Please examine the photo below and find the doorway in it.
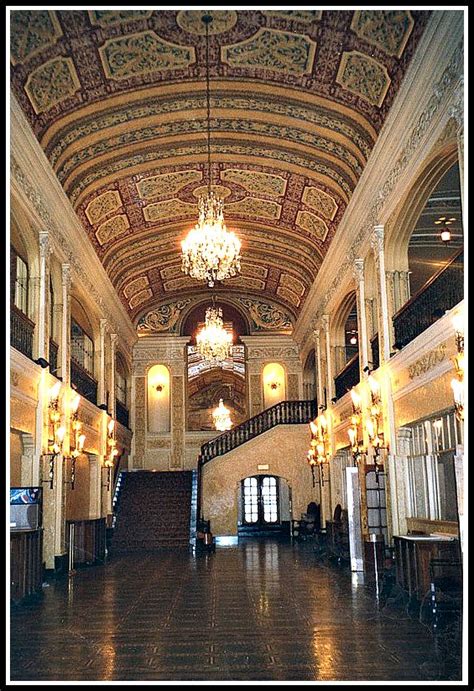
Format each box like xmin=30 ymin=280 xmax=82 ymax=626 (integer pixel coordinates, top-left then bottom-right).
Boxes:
xmin=239 ymin=475 xmax=289 ymax=537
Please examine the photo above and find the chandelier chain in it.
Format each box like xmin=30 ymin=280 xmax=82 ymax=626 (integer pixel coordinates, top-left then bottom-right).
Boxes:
xmin=205 ymin=14 xmax=212 ymax=194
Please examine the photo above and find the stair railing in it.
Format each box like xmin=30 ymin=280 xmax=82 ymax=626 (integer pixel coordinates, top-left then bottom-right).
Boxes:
xmin=196 ymin=399 xmax=317 ymax=522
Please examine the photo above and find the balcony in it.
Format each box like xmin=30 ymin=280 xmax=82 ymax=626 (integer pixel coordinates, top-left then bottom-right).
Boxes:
xmin=10 ymin=306 xmax=34 ymax=360
xmin=49 ymin=339 xmax=59 ymax=377
xmin=116 ymin=400 xmax=130 ymax=429
xmin=71 ymin=359 xmax=98 ymax=406
xmin=334 ymin=354 xmax=360 ymax=401
xmin=393 ymin=250 xmax=463 ymax=349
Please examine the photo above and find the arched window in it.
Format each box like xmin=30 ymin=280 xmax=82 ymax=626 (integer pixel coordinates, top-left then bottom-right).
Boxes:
xmin=10 ymin=245 xmax=28 ymax=315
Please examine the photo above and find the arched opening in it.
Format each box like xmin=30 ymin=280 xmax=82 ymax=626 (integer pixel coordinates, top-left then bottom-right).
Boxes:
xmin=147 ymin=364 xmax=171 ymax=433
xmin=183 ymin=301 xmax=248 ymax=431
xmin=115 ymin=352 xmax=130 ymax=428
xmin=332 ymin=291 xmax=360 ymax=400
xmin=262 ymin=363 xmax=286 ymax=408
xmin=70 ymin=295 xmax=98 ymax=405
xmin=303 ymin=349 xmax=317 ymax=402
xmin=238 ymin=474 xmax=291 ymax=537
xmin=10 ymin=206 xmax=37 ymax=360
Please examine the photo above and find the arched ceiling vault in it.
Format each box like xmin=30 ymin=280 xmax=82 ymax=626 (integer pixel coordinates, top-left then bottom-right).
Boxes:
xmin=10 ymin=9 xmax=431 ymax=332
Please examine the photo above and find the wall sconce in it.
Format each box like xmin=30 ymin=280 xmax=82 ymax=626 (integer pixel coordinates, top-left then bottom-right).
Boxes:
xmin=434 ymin=216 xmax=456 ymax=245
xmin=365 ymin=376 xmax=386 ymax=475
xmin=155 ymin=383 xmax=164 ymax=393
xmin=308 ymin=413 xmax=330 ymax=487
xmin=451 ymin=312 xmax=464 ymax=421
xmin=269 ymin=381 xmax=280 ymax=391
xmin=66 ymin=394 xmax=86 ymax=490
xmin=348 ymin=387 xmax=365 ymax=466
xmin=43 ymin=382 xmax=64 ymax=489
xmin=104 ymin=418 xmax=118 ymax=491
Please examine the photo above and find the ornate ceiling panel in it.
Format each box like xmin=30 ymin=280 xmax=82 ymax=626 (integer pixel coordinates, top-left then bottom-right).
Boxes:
xmin=10 ymin=9 xmax=431 ymax=327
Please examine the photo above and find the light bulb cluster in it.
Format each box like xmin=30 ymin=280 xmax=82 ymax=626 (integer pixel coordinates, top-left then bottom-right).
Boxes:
xmin=348 ymin=388 xmax=365 ymax=465
xmin=307 ymin=413 xmax=330 ymax=486
xmin=451 ymin=312 xmax=464 ymax=422
xmin=366 ymin=375 xmax=385 ymax=469
xmin=104 ymin=419 xmax=118 ymax=491
xmin=181 ymin=192 xmax=241 ymax=288
xmin=212 ymin=398 xmax=233 ymax=431
xmin=46 ymin=383 xmax=86 ymax=489
xmin=196 ymin=306 xmax=233 ymax=364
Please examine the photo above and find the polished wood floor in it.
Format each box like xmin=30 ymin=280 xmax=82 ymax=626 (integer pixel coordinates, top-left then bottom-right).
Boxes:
xmin=10 ymin=539 xmax=461 ymax=682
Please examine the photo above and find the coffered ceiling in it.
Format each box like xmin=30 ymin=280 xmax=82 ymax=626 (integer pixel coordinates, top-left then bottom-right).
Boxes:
xmin=10 ymin=9 xmax=431 ymax=333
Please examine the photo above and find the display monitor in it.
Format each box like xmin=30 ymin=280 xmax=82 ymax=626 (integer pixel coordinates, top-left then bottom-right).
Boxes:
xmin=10 ymin=487 xmax=42 ymax=505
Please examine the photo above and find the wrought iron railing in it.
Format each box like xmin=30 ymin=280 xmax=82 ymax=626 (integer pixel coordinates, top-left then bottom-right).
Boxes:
xmin=116 ymin=400 xmax=129 ymax=429
xmin=71 ymin=359 xmax=98 ymax=405
xmin=371 ymin=334 xmax=380 ymax=370
xmin=49 ymin=339 xmax=59 ymax=377
xmin=10 ymin=306 xmax=34 ymax=360
xmin=334 ymin=354 xmax=360 ymax=400
xmin=393 ymin=249 xmax=463 ymax=349
xmin=197 ymin=399 xmax=317 ymax=521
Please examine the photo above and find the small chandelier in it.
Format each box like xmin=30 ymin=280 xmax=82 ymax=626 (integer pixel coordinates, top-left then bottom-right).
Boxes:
xmin=213 ymin=398 xmax=233 ymax=432
xmin=196 ymin=305 xmax=233 ymax=364
xmin=180 ymin=13 xmax=241 ymax=287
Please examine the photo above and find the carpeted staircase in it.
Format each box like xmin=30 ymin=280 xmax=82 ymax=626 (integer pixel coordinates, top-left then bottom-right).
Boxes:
xmin=111 ymin=471 xmax=193 ymax=551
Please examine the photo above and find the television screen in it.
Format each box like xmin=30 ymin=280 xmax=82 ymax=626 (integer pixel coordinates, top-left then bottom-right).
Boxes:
xmin=10 ymin=487 xmax=42 ymax=505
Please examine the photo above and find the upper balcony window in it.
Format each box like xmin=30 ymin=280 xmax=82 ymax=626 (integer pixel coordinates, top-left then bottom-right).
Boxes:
xmin=71 ymin=319 xmax=94 ymax=374
xmin=10 ymin=246 xmax=28 ymax=315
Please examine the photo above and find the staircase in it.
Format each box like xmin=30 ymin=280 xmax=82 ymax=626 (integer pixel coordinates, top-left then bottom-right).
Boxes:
xmin=111 ymin=471 xmax=194 ymax=551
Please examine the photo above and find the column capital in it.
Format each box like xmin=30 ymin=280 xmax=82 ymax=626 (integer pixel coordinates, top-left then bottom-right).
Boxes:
xmin=61 ymin=263 xmax=71 ymax=288
xmin=371 ymin=225 xmax=385 ymax=253
xmin=110 ymin=333 xmax=118 ymax=348
xmin=353 ymin=258 xmax=365 ymax=282
xmin=321 ymin=314 xmax=330 ymax=332
xmin=38 ymin=231 xmax=50 ymax=258
xmin=100 ymin=318 xmax=108 ymax=335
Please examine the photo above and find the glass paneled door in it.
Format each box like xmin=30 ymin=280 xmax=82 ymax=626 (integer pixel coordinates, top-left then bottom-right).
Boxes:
xmin=242 ymin=475 xmax=280 ymax=528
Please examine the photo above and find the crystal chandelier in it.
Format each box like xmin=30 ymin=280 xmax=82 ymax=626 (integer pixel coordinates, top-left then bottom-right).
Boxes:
xmin=196 ymin=305 xmax=233 ymax=364
xmin=212 ymin=398 xmax=232 ymax=431
xmin=181 ymin=13 xmax=241 ymax=288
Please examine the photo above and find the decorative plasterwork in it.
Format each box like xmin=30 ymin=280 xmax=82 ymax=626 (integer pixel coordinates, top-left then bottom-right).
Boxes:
xmin=89 ymin=10 xmax=152 ymax=27
xmin=296 ymin=211 xmax=329 ymax=241
xmin=236 ymin=298 xmax=293 ymax=331
xmin=221 ymin=169 xmax=287 ymax=197
xmin=408 ymin=344 xmax=446 ymax=380
xmin=263 ymin=10 xmax=322 ymax=24
xmin=99 ymin=32 xmax=196 ymax=80
xmin=221 ymin=28 xmax=317 ymax=76
xmin=276 ymin=286 xmax=301 ymax=307
xmin=25 ymin=57 xmax=81 ymax=114
xmin=192 ymin=185 xmax=231 ymax=199
xmin=176 ymin=10 xmax=237 ymax=35
xmin=143 ymin=199 xmax=197 ymax=222
xmin=225 ymin=197 xmax=281 ymax=220
xmin=10 ymin=10 xmax=63 ymax=65
xmin=85 ymin=190 xmax=122 ymax=225
xmin=123 ymin=275 xmax=150 ymax=300
xmin=302 ymin=187 xmax=338 ymax=220
xmin=279 ymin=273 xmax=306 ymax=297
xmin=96 ymin=214 xmax=130 ymax=246
xmin=226 ymin=276 xmax=266 ymax=291
xmin=128 ymin=288 xmax=153 ymax=310
xmin=137 ymin=299 xmax=192 ymax=334
xmin=241 ymin=263 xmax=268 ymax=279
xmin=351 ymin=10 xmax=414 ymax=58
xmin=137 ymin=170 xmax=202 ymax=200
xmin=337 ymin=52 xmax=391 ymax=107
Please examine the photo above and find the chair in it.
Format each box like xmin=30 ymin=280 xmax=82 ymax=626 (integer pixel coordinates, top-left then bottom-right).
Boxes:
xmin=292 ymin=503 xmax=321 ymax=540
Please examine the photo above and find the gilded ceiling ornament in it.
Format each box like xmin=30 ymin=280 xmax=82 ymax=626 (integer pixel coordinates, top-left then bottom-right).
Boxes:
xmin=89 ymin=10 xmax=152 ymax=27
xmin=336 ymin=52 xmax=391 ymax=107
xmin=276 ymin=286 xmax=301 ymax=307
xmin=123 ymin=276 xmax=150 ymax=300
xmin=238 ymin=298 xmax=293 ymax=331
xmin=221 ymin=28 xmax=317 ymax=77
xmin=176 ymin=10 xmax=237 ymax=35
xmin=279 ymin=273 xmax=306 ymax=297
xmin=85 ymin=190 xmax=122 ymax=225
xmin=221 ymin=169 xmax=287 ymax=198
xmin=226 ymin=276 xmax=266 ymax=291
xmin=302 ymin=187 xmax=338 ymax=221
xmin=137 ymin=300 xmax=191 ymax=333
xmin=241 ymin=264 xmax=268 ymax=279
xmin=128 ymin=288 xmax=153 ymax=310
xmin=263 ymin=10 xmax=322 ymax=24
xmin=25 ymin=57 xmax=80 ymax=114
xmin=351 ymin=10 xmax=414 ymax=58
xmin=296 ymin=211 xmax=329 ymax=241
xmin=143 ymin=199 xmax=197 ymax=223
xmin=192 ymin=185 xmax=232 ymax=200
xmin=225 ymin=197 xmax=282 ymax=220
xmin=96 ymin=214 xmax=130 ymax=246
xmin=99 ymin=32 xmax=196 ymax=80
xmin=137 ymin=171 xmax=202 ymax=200
xmin=10 ymin=10 xmax=62 ymax=65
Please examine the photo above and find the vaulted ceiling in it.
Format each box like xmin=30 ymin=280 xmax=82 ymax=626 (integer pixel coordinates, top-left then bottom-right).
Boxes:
xmin=10 ymin=9 xmax=431 ymax=333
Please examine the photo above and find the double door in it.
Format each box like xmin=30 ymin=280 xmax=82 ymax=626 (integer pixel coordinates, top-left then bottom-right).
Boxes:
xmin=242 ymin=475 xmax=280 ymax=529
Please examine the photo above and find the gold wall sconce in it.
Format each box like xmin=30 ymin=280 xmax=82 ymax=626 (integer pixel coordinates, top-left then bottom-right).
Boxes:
xmin=348 ymin=388 xmax=365 ymax=466
xmin=451 ymin=312 xmax=464 ymax=422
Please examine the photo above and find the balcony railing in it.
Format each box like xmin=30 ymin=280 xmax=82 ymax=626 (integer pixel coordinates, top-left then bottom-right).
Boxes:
xmin=334 ymin=354 xmax=360 ymax=400
xmin=371 ymin=334 xmax=380 ymax=370
xmin=10 ymin=306 xmax=34 ymax=360
xmin=393 ymin=250 xmax=463 ymax=349
xmin=116 ymin=400 xmax=129 ymax=429
xmin=71 ymin=359 xmax=98 ymax=406
xmin=49 ymin=339 xmax=59 ymax=377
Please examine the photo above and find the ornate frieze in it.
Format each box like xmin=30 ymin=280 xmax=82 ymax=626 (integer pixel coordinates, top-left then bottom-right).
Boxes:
xmin=407 ymin=344 xmax=446 ymax=380
xmin=236 ymin=298 xmax=293 ymax=331
xmin=137 ymin=300 xmax=191 ymax=334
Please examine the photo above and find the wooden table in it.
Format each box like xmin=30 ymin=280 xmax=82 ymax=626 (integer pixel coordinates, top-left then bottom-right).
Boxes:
xmin=393 ymin=534 xmax=461 ymax=601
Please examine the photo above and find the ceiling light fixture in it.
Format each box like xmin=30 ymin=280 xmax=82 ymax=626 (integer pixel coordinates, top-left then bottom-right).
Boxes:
xmin=212 ymin=398 xmax=232 ymax=431
xmin=181 ymin=13 xmax=241 ymax=287
xmin=196 ymin=302 xmax=233 ymax=364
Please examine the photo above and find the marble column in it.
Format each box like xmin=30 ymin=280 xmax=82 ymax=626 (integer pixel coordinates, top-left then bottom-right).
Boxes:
xmin=353 ymin=259 xmax=369 ymax=376
xmin=372 ymin=226 xmax=391 ymax=363
xmin=98 ymin=319 xmax=107 ymax=408
xmin=36 ymin=231 xmax=50 ymax=361
xmin=313 ymin=328 xmax=324 ymax=409
xmin=60 ymin=264 xmax=71 ymax=387
xmin=109 ymin=333 xmax=118 ymax=419
xmin=321 ymin=314 xmax=333 ymax=402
